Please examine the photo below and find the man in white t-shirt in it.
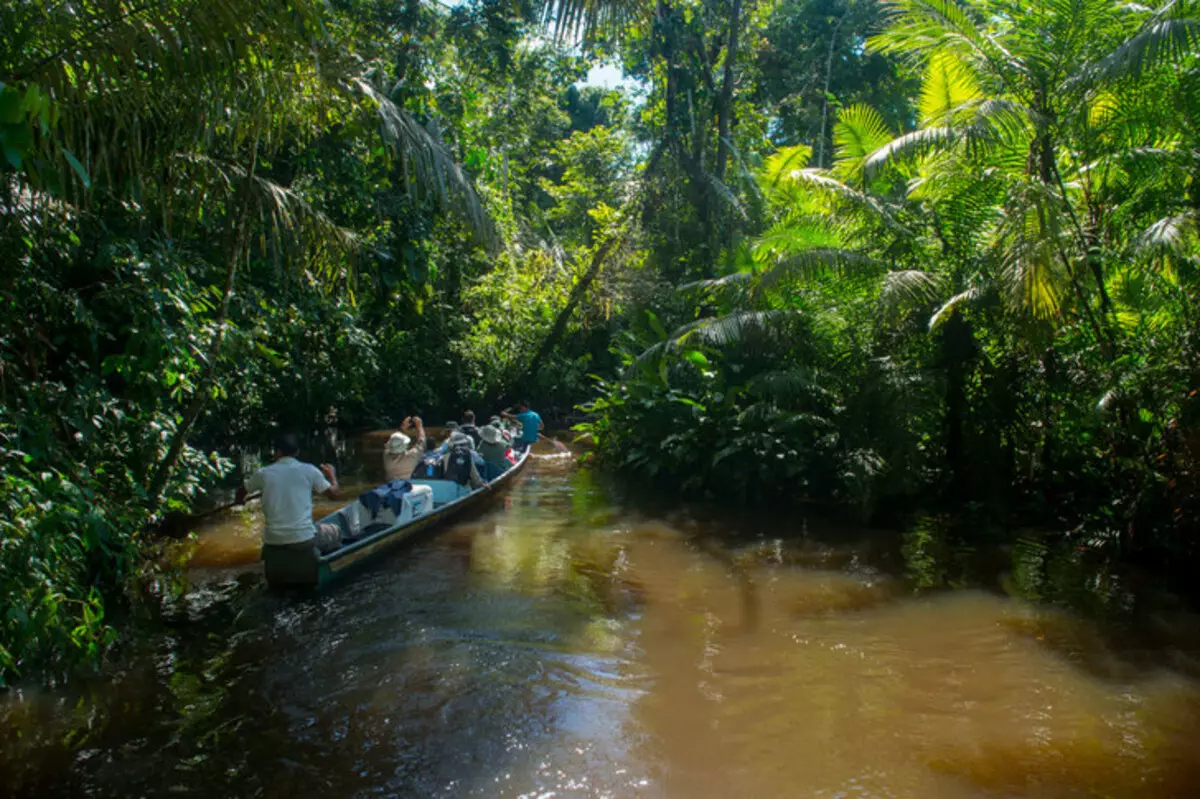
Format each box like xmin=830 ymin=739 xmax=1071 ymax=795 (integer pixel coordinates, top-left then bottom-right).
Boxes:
xmin=237 ymin=433 xmax=342 ymax=553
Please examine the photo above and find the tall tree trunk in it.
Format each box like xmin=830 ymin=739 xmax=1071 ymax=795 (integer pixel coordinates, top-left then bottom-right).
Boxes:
xmin=714 ymin=0 xmax=743 ymax=184
xmin=658 ymin=0 xmax=679 ymax=148
xmin=941 ymin=312 xmax=975 ymax=502
xmin=146 ymin=155 xmax=259 ymax=505
xmin=512 ymin=234 xmax=622 ymax=397
xmin=816 ymin=16 xmax=843 ymax=169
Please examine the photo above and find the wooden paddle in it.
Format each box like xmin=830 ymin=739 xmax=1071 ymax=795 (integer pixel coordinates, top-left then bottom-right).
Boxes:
xmin=538 ymin=433 xmax=571 ymax=454
xmin=156 ymin=492 xmax=262 ymax=539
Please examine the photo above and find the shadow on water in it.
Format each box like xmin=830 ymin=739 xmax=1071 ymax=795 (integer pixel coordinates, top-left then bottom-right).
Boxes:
xmin=896 ymin=515 xmax=1200 ymax=684
xmin=4 ymin=439 xmax=1200 ymax=798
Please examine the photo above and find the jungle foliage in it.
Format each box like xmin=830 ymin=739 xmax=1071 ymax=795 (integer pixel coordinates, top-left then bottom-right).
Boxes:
xmin=1 ymin=0 xmax=1199 ymax=685
xmin=0 ymin=0 xmax=635 ymax=684
xmin=576 ymin=0 xmax=1200 ymax=560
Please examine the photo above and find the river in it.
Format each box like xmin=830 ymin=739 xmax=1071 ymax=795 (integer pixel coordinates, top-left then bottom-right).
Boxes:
xmin=3 ymin=434 xmax=1200 ymax=797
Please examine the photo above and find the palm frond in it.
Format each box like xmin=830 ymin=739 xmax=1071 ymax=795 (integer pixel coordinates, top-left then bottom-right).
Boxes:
xmin=737 ymin=403 xmax=837 ymax=429
xmin=175 ymin=153 xmax=359 ymax=278
xmin=995 ymin=187 xmax=1074 ymax=320
xmin=9 ymin=0 xmax=326 ymax=94
xmin=1081 ymin=0 xmax=1200 ymax=83
xmin=1002 ymin=241 xmax=1067 ymax=320
xmin=705 ymin=172 xmax=750 ymax=221
xmin=753 ymin=217 xmax=845 ymax=262
xmin=833 ymin=105 xmax=895 ymax=184
xmin=881 ymin=269 xmax=945 ymax=315
xmin=865 ymin=127 xmax=956 ymax=175
xmin=631 ymin=310 xmax=800 ymax=367
xmin=536 ymin=0 xmax=649 ymax=41
xmin=5 ymin=0 xmax=331 ymax=197
xmin=929 ymin=285 xmax=984 ymax=329
xmin=790 ymin=169 xmax=908 ymax=231
xmin=1133 ymin=211 xmax=1199 ymax=257
xmin=1088 ymin=90 xmax=1120 ymax=127
xmin=676 ymin=271 xmax=755 ymax=298
xmin=758 ymin=248 xmax=888 ymax=292
xmin=354 ymin=78 xmax=494 ymax=248
xmin=1121 ymin=145 xmax=1200 ymax=168
xmin=959 ymin=98 xmax=1036 ymax=145
xmin=674 ymin=310 xmax=801 ymax=348
xmin=869 ymin=0 xmax=1025 ymax=83
xmin=919 ymin=50 xmax=984 ymax=125
xmin=865 ymin=99 xmax=1033 ymax=176
xmin=748 ymin=368 xmax=839 ymax=402
xmin=762 ymin=144 xmax=814 ymax=197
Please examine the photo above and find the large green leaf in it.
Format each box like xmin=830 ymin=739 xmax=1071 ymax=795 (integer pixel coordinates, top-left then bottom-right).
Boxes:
xmin=833 ymin=105 xmax=895 ymax=184
xmin=919 ymin=50 xmax=984 ymax=125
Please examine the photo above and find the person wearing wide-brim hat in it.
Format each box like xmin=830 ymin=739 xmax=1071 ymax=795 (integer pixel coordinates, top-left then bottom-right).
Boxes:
xmin=478 ymin=424 xmax=511 ymax=479
xmin=487 ymin=415 xmax=509 ymax=438
xmin=441 ymin=430 xmax=487 ymax=489
xmin=384 ymin=416 xmax=425 ymax=480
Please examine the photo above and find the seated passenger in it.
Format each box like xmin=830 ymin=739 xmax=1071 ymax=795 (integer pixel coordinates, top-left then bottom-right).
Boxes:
xmin=459 ymin=410 xmax=483 ymax=447
xmin=383 ymin=416 xmax=426 ymax=481
xmin=442 ymin=431 xmax=487 ymax=490
xmin=489 ymin=415 xmax=514 ymax=445
xmin=478 ymin=424 xmax=511 ymax=480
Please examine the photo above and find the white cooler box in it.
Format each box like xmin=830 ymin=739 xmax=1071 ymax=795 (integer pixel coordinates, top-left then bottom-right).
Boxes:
xmin=354 ymin=483 xmax=434 ymax=532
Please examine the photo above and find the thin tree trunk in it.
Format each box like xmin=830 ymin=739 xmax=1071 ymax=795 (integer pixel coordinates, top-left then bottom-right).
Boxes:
xmin=1050 ymin=160 xmax=1113 ymax=314
xmin=658 ymin=0 xmax=678 ymax=142
xmin=942 ymin=312 xmax=974 ymax=502
xmin=513 ymin=234 xmax=622 ymax=396
xmin=146 ymin=152 xmax=259 ymax=505
xmin=714 ymin=0 xmax=743 ymax=184
xmin=816 ymin=16 xmax=843 ymax=169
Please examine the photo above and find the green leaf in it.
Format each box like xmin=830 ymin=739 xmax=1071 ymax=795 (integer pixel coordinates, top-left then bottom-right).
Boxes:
xmin=647 ymin=310 xmax=667 ymax=340
xmin=61 ymin=149 xmax=91 ymax=188
xmin=919 ymin=51 xmax=983 ymax=126
xmin=0 ymin=87 xmax=21 ymax=124
xmin=3 ymin=143 xmax=22 ymax=170
xmin=833 ymin=104 xmax=894 ymax=183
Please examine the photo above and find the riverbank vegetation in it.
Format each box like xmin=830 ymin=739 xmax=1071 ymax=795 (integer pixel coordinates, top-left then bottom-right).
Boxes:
xmin=575 ymin=0 xmax=1200 ymax=557
xmin=1 ymin=0 xmax=1198 ymax=684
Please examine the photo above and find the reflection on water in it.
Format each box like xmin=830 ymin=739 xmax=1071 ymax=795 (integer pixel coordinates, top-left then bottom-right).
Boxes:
xmin=3 ymin=436 xmax=1200 ymax=797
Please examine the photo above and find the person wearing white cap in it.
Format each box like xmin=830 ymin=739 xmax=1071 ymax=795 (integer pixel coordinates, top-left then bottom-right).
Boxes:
xmin=383 ymin=416 xmax=426 ymax=481
xmin=478 ymin=424 xmax=511 ymax=480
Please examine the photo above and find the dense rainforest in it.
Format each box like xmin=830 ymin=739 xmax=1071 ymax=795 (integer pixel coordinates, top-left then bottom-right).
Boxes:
xmin=0 ymin=0 xmax=1198 ymax=687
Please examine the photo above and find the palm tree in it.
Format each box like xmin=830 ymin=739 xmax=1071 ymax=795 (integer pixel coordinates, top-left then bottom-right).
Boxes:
xmin=671 ymin=0 xmax=1200 ymax=499
xmin=865 ymin=0 xmax=1200 ymax=341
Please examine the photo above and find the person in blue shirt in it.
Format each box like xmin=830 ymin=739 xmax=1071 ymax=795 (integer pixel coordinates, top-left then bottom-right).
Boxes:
xmin=502 ymin=402 xmax=543 ymax=452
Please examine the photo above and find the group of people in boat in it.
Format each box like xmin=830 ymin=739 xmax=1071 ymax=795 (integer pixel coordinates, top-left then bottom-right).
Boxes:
xmin=235 ymin=403 xmax=543 ymax=558
xmin=382 ymin=405 xmax=542 ymax=487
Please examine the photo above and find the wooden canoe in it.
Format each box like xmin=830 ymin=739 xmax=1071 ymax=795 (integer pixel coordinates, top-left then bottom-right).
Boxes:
xmin=262 ymin=448 xmax=532 ymax=589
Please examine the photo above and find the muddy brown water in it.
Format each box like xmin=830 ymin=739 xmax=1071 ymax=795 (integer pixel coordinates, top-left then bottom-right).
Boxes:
xmin=3 ymin=434 xmax=1200 ymax=797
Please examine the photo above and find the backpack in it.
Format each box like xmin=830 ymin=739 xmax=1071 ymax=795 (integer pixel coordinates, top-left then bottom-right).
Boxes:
xmin=460 ymin=424 xmax=482 ymax=447
xmin=443 ymin=444 xmax=474 ymax=485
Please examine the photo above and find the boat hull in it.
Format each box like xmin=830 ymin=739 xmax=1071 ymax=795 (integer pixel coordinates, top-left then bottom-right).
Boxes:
xmin=262 ymin=449 xmax=531 ymax=589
